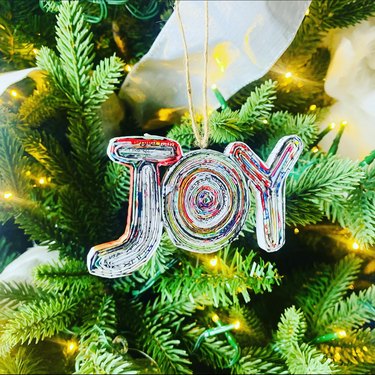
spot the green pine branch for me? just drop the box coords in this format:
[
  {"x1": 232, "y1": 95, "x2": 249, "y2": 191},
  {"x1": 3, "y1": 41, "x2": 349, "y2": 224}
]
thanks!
[
  {"x1": 286, "y1": 155, "x2": 364, "y2": 226},
  {"x1": 274, "y1": 306, "x2": 335, "y2": 374},
  {"x1": 320, "y1": 286, "x2": 375, "y2": 333},
  {"x1": 232, "y1": 346, "x2": 286, "y2": 375},
  {"x1": 0, "y1": 295, "x2": 79, "y2": 355},
  {"x1": 183, "y1": 323, "x2": 235, "y2": 370},
  {"x1": 341, "y1": 164, "x2": 375, "y2": 247},
  {"x1": 39, "y1": 0, "x2": 61, "y2": 13},
  {"x1": 138, "y1": 233, "x2": 177, "y2": 279},
  {"x1": 0, "y1": 128, "x2": 30, "y2": 195},
  {"x1": 296, "y1": 255, "x2": 362, "y2": 334},
  {"x1": 132, "y1": 299, "x2": 193, "y2": 374},
  {"x1": 275, "y1": 306, "x2": 307, "y2": 352},
  {"x1": 157, "y1": 248, "x2": 280, "y2": 308},
  {"x1": 320, "y1": 328, "x2": 375, "y2": 370},
  {"x1": 0, "y1": 281, "x2": 44, "y2": 318},
  {"x1": 75, "y1": 348, "x2": 141, "y2": 375},
  {"x1": 238, "y1": 80, "x2": 277, "y2": 128},
  {"x1": 37, "y1": 47, "x2": 70, "y2": 95},
  {"x1": 18, "y1": 84, "x2": 61, "y2": 127},
  {"x1": 168, "y1": 80, "x2": 277, "y2": 147},
  {"x1": 37, "y1": 0, "x2": 123, "y2": 184},
  {"x1": 309, "y1": 0, "x2": 375, "y2": 31},
  {"x1": 0, "y1": 347, "x2": 48, "y2": 375},
  {"x1": 284, "y1": 342, "x2": 335, "y2": 374},
  {"x1": 86, "y1": 56, "x2": 124, "y2": 109},
  {"x1": 166, "y1": 117, "x2": 196, "y2": 149},
  {"x1": 54, "y1": 1, "x2": 94, "y2": 104},
  {"x1": 0, "y1": 236, "x2": 17, "y2": 273},
  {"x1": 11, "y1": 202, "x2": 66, "y2": 247},
  {"x1": 103, "y1": 162, "x2": 129, "y2": 212},
  {"x1": 34, "y1": 259, "x2": 102, "y2": 293},
  {"x1": 209, "y1": 108, "x2": 243, "y2": 144},
  {"x1": 259, "y1": 111, "x2": 318, "y2": 158},
  {"x1": 74, "y1": 295, "x2": 141, "y2": 375},
  {"x1": 229, "y1": 306, "x2": 268, "y2": 346},
  {"x1": 21, "y1": 130, "x2": 76, "y2": 186}
]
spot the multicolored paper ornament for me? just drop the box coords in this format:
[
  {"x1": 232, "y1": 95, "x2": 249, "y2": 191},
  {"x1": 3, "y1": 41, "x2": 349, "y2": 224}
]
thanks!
[{"x1": 87, "y1": 135, "x2": 303, "y2": 278}]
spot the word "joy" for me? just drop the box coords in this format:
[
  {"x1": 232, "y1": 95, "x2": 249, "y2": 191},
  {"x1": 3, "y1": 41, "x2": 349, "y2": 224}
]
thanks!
[{"x1": 87, "y1": 135, "x2": 303, "y2": 278}]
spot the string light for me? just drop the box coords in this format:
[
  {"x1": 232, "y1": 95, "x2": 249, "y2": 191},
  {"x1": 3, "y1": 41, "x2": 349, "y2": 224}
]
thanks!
[
  {"x1": 312, "y1": 122, "x2": 337, "y2": 148},
  {"x1": 212, "y1": 314, "x2": 220, "y2": 323},
  {"x1": 262, "y1": 119, "x2": 268, "y2": 124},
  {"x1": 213, "y1": 44, "x2": 230, "y2": 73},
  {"x1": 294, "y1": 228, "x2": 300, "y2": 235},
  {"x1": 359, "y1": 150, "x2": 375, "y2": 167},
  {"x1": 211, "y1": 84, "x2": 228, "y2": 109},
  {"x1": 328, "y1": 120, "x2": 347, "y2": 156},
  {"x1": 125, "y1": 64, "x2": 132, "y2": 72},
  {"x1": 352, "y1": 242, "x2": 360, "y2": 250},
  {"x1": 209, "y1": 257, "x2": 218, "y2": 267},
  {"x1": 157, "y1": 108, "x2": 175, "y2": 122},
  {"x1": 66, "y1": 339, "x2": 78, "y2": 354},
  {"x1": 337, "y1": 330, "x2": 347, "y2": 338},
  {"x1": 131, "y1": 259, "x2": 179, "y2": 297},
  {"x1": 193, "y1": 313, "x2": 241, "y2": 366},
  {"x1": 311, "y1": 146, "x2": 319, "y2": 153},
  {"x1": 38, "y1": 177, "x2": 46, "y2": 185},
  {"x1": 10, "y1": 89, "x2": 18, "y2": 98},
  {"x1": 25, "y1": 170, "x2": 31, "y2": 176},
  {"x1": 305, "y1": 8, "x2": 310, "y2": 16},
  {"x1": 33, "y1": 48, "x2": 39, "y2": 55},
  {"x1": 3, "y1": 192, "x2": 12, "y2": 199},
  {"x1": 309, "y1": 104, "x2": 317, "y2": 111},
  {"x1": 334, "y1": 352, "x2": 341, "y2": 362},
  {"x1": 312, "y1": 330, "x2": 347, "y2": 344},
  {"x1": 285, "y1": 72, "x2": 293, "y2": 78}
]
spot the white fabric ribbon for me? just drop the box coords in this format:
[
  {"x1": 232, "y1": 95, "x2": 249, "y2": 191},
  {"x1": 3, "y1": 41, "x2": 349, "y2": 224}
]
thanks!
[
  {"x1": 120, "y1": 0, "x2": 311, "y2": 126},
  {"x1": 0, "y1": 245, "x2": 59, "y2": 284},
  {"x1": 0, "y1": 67, "x2": 39, "y2": 96}
]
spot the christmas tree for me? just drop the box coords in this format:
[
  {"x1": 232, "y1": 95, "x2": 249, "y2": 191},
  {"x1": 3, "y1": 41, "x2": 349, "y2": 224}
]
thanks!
[{"x1": 0, "y1": 1, "x2": 375, "y2": 374}]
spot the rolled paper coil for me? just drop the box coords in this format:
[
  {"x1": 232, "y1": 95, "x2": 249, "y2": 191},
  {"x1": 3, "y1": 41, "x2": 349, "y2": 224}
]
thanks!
[
  {"x1": 162, "y1": 150, "x2": 250, "y2": 253},
  {"x1": 87, "y1": 136, "x2": 182, "y2": 278},
  {"x1": 108, "y1": 136, "x2": 183, "y2": 166},
  {"x1": 226, "y1": 135, "x2": 303, "y2": 251}
]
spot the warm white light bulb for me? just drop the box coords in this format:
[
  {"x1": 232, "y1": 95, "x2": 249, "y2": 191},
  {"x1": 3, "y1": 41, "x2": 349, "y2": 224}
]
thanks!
[
  {"x1": 209, "y1": 257, "x2": 218, "y2": 267},
  {"x1": 352, "y1": 242, "x2": 359, "y2": 250},
  {"x1": 212, "y1": 314, "x2": 219, "y2": 323}
]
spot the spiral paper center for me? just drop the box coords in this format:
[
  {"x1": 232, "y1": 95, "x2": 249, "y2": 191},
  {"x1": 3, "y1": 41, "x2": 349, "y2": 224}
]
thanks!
[{"x1": 162, "y1": 150, "x2": 250, "y2": 253}]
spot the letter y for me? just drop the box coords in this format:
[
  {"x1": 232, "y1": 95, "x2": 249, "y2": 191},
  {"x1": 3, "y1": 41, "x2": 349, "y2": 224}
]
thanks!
[{"x1": 226, "y1": 136, "x2": 303, "y2": 251}]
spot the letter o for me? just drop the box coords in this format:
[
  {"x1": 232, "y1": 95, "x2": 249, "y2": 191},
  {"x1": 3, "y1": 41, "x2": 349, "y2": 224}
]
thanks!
[{"x1": 162, "y1": 150, "x2": 250, "y2": 253}]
